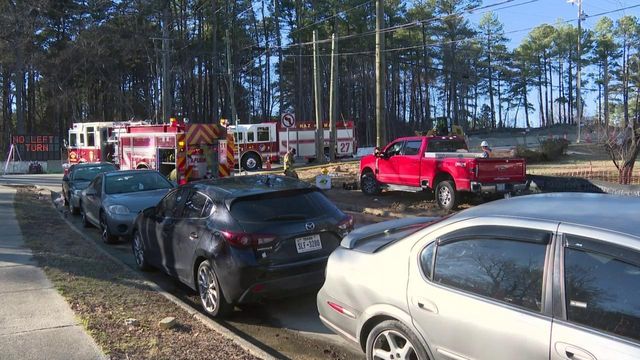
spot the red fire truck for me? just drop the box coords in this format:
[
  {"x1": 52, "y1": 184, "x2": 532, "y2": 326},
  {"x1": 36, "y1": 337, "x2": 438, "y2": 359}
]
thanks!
[
  {"x1": 228, "y1": 120, "x2": 356, "y2": 171},
  {"x1": 66, "y1": 121, "x2": 146, "y2": 165},
  {"x1": 117, "y1": 120, "x2": 234, "y2": 184}
]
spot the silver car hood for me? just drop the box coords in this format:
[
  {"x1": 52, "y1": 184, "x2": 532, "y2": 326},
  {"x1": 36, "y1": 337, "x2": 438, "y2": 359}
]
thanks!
[{"x1": 104, "y1": 188, "x2": 170, "y2": 213}]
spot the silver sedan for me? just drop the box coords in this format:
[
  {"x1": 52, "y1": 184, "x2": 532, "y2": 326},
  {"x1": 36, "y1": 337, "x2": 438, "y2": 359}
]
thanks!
[
  {"x1": 318, "y1": 193, "x2": 640, "y2": 360},
  {"x1": 80, "y1": 170, "x2": 174, "y2": 243}
]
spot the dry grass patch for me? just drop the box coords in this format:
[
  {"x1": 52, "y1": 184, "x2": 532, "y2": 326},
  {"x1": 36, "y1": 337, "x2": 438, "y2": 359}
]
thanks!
[{"x1": 14, "y1": 186, "x2": 259, "y2": 360}]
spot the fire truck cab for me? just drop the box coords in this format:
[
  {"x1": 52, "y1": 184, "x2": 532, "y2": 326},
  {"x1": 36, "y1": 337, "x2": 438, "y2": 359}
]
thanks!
[
  {"x1": 118, "y1": 120, "x2": 233, "y2": 184},
  {"x1": 229, "y1": 122, "x2": 279, "y2": 171},
  {"x1": 66, "y1": 122, "x2": 117, "y2": 164},
  {"x1": 228, "y1": 120, "x2": 357, "y2": 171}
]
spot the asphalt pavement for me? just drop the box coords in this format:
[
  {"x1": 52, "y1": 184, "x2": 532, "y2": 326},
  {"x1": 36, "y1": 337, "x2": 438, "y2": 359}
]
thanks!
[{"x1": 0, "y1": 185, "x2": 105, "y2": 360}]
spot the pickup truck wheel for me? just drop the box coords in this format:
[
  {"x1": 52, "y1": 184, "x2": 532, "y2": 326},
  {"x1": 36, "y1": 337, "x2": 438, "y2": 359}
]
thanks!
[
  {"x1": 436, "y1": 180, "x2": 457, "y2": 211},
  {"x1": 361, "y1": 173, "x2": 381, "y2": 195}
]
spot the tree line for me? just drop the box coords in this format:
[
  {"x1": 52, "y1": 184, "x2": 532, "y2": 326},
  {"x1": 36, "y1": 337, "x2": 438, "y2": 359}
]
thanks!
[{"x1": 0, "y1": 0, "x2": 639, "y2": 150}]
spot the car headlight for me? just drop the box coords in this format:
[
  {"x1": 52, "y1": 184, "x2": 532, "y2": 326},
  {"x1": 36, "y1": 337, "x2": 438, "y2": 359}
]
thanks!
[{"x1": 107, "y1": 205, "x2": 130, "y2": 215}]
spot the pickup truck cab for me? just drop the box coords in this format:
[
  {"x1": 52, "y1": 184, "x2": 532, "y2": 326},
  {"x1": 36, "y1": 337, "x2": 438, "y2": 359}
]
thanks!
[{"x1": 359, "y1": 136, "x2": 527, "y2": 210}]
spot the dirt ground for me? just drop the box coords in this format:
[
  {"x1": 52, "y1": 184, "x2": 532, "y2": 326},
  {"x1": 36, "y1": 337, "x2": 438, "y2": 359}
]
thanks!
[{"x1": 289, "y1": 142, "x2": 635, "y2": 216}]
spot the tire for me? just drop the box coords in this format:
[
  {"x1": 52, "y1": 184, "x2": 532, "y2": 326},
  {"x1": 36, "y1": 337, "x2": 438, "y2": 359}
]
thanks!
[
  {"x1": 366, "y1": 320, "x2": 430, "y2": 360},
  {"x1": 361, "y1": 172, "x2": 381, "y2": 195},
  {"x1": 67, "y1": 193, "x2": 79, "y2": 215},
  {"x1": 241, "y1": 153, "x2": 262, "y2": 171},
  {"x1": 435, "y1": 180, "x2": 457, "y2": 211},
  {"x1": 132, "y1": 230, "x2": 151, "y2": 271},
  {"x1": 100, "y1": 212, "x2": 118, "y2": 244},
  {"x1": 80, "y1": 202, "x2": 91, "y2": 228},
  {"x1": 196, "y1": 260, "x2": 232, "y2": 318}
]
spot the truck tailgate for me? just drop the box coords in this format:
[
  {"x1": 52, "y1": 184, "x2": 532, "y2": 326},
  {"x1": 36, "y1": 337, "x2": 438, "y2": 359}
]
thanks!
[{"x1": 476, "y1": 158, "x2": 526, "y2": 183}]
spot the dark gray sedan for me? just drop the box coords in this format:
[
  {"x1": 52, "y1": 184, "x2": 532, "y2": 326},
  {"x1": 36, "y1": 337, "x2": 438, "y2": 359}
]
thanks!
[
  {"x1": 80, "y1": 170, "x2": 174, "y2": 243},
  {"x1": 62, "y1": 162, "x2": 116, "y2": 214}
]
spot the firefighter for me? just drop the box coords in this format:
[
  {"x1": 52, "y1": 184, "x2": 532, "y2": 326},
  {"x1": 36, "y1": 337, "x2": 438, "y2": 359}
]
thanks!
[{"x1": 283, "y1": 147, "x2": 298, "y2": 178}]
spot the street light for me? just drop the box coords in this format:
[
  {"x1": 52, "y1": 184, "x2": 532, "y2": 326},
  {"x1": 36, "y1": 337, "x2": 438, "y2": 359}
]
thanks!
[{"x1": 567, "y1": 0, "x2": 586, "y2": 143}]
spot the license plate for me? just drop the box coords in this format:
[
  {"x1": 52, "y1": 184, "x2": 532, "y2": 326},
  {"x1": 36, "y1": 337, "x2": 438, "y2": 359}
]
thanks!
[
  {"x1": 295, "y1": 234, "x2": 322, "y2": 253},
  {"x1": 496, "y1": 183, "x2": 506, "y2": 192}
]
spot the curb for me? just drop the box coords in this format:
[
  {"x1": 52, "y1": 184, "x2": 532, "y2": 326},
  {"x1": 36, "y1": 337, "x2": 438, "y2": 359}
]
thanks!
[{"x1": 42, "y1": 189, "x2": 278, "y2": 360}]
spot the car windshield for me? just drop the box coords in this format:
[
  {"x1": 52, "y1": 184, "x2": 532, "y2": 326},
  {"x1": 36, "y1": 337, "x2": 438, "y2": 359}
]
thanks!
[
  {"x1": 104, "y1": 172, "x2": 173, "y2": 194},
  {"x1": 72, "y1": 165, "x2": 116, "y2": 181},
  {"x1": 426, "y1": 139, "x2": 467, "y2": 153},
  {"x1": 230, "y1": 189, "x2": 340, "y2": 222}
]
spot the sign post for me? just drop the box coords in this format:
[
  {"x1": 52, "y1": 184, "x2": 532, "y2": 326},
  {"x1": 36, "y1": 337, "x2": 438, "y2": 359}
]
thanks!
[{"x1": 281, "y1": 113, "x2": 295, "y2": 153}]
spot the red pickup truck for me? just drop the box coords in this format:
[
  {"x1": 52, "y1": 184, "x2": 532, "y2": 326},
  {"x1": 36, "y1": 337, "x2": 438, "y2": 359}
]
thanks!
[{"x1": 359, "y1": 136, "x2": 527, "y2": 210}]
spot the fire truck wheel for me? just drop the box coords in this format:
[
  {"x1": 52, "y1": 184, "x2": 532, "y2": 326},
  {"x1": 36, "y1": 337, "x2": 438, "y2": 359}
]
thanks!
[
  {"x1": 100, "y1": 212, "x2": 118, "y2": 244},
  {"x1": 241, "y1": 153, "x2": 262, "y2": 171}
]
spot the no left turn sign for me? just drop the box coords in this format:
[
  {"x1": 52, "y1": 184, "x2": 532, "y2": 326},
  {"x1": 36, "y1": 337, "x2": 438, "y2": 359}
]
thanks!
[{"x1": 281, "y1": 113, "x2": 295, "y2": 128}]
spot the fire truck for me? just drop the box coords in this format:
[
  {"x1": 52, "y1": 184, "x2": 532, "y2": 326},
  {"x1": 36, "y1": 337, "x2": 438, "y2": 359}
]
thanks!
[
  {"x1": 229, "y1": 120, "x2": 356, "y2": 171},
  {"x1": 117, "y1": 120, "x2": 234, "y2": 184},
  {"x1": 66, "y1": 121, "x2": 146, "y2": 165}
]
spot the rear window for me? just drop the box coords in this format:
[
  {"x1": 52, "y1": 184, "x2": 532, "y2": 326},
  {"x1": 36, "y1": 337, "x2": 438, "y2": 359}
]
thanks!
[
  {"x1": 230, "y1": 190, "x2": 341, "y2": 222},
  {"x1": 426, "y1": 139, "x2": 467, "y2": 153},
  {"x1": 72, "y1": 165, "x2": 116, "y2": 181}
]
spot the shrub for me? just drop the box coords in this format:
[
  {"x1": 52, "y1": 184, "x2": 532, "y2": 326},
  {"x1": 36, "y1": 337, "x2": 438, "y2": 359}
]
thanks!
[
  {"x1": 516, "y1": 146, "x2": 544, "y2": 163},
  {"x1": 540, "y1": 138, "x2": 569, "y2": 160},
  {"x1": 517, "y1": 139, "x2": 569, "y2": 163}
]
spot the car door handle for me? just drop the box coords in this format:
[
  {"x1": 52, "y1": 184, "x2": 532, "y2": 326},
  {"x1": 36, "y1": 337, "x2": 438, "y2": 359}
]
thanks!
[
  {"x1": 415, "y1": 297, "x2": 438, "y2": 314},
  {"x1": 555, "y1": 343, "x2": 596, "y2": 360},
  {"x1": 189, "y1": 232, "x2": 198, "y2": 240}
]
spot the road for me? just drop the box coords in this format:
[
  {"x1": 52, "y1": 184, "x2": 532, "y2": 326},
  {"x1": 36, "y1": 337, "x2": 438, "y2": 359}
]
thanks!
[{"x1": 2, "y1": 173, "x2": 384, "y2": 359}]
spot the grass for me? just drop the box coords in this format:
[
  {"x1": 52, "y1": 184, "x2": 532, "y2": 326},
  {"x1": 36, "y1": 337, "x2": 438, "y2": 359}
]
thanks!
[{"x1": 13, "y1": 186, "x2": 259, "y2": 360}]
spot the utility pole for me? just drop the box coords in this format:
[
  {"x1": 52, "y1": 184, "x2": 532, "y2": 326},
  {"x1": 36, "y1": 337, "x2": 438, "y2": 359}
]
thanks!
[
  {"x1": 570, "y1": 0, "x2": 584, "y2": 143},
  {"x1": 161, "y1": 4, "x2": 171, "y2": 124},
  {"x1": 225, "y1": 29, "x2": 238, "y2": 126},
  {"x1": 329, "y1": 33, "x2": 338, "y2": 162},
  {"x1": 313, "y1": 30, "x2": 325, "y2": 164},
  {"x1": 375, "y1": 0, "x2": 386, "y2": 147},
  {"x1": 226, "y1": 29, "x2": 240, "y2": 174}
]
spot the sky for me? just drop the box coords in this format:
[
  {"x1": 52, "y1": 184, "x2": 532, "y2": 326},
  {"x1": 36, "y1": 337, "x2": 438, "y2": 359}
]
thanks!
[
  {"x1": 468, "y1": 0, "x2": 640, "y2": 48},
  {"x1": 468, "y1": 0, "x2": 640, "y2": 126}
]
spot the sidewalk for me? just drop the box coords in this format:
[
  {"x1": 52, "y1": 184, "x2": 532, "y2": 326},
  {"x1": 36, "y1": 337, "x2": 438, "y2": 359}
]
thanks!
[{"x1": 0, "y1": 186, "x2": 104, "y2": 359}]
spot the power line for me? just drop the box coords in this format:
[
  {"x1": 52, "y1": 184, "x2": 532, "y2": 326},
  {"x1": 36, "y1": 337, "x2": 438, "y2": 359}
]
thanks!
[
  {"x1": 278, "y1": 2, "x2": 640, "y2": 59},
  {"x1": 290, "y1": 0, "x2": 375, "y2": 35},
  {"x1": 277, "y1": 0, "x2": 539, "y2": 50}
]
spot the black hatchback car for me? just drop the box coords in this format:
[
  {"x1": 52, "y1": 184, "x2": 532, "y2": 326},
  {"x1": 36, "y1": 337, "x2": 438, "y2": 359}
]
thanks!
[{"x1": 131, "y1": 175, "x2": 354, "y2": 317}]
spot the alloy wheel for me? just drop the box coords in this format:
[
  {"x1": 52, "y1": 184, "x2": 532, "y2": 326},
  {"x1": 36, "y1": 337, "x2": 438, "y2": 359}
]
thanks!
[
  {"x1": 198, "y1": 263, "x2": 220, "y2": 314},
  {"x1": 100, "y1": 215, "x2": 109, "y2": 243},
  {"x1": 133, "y1": 233, "x2": 144, "y2": 267},
  {"x1": 372, "y1": 330, "x2": 418, "y2": 360},
  {"x1": 438, "y1": 186, "x2": 451, "y2": 206}
]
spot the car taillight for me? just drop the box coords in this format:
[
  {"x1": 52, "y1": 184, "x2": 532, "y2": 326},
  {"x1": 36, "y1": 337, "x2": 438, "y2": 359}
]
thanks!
[
  {"x1": 338, "y1": 215, "x2": 354, "y2": 236},
  {"x1": 220, "y1": 231, "x2": 277, "y2": 248},
  {"x1": 469, "y1": 162, "x2": 479, "y2": 179}
]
